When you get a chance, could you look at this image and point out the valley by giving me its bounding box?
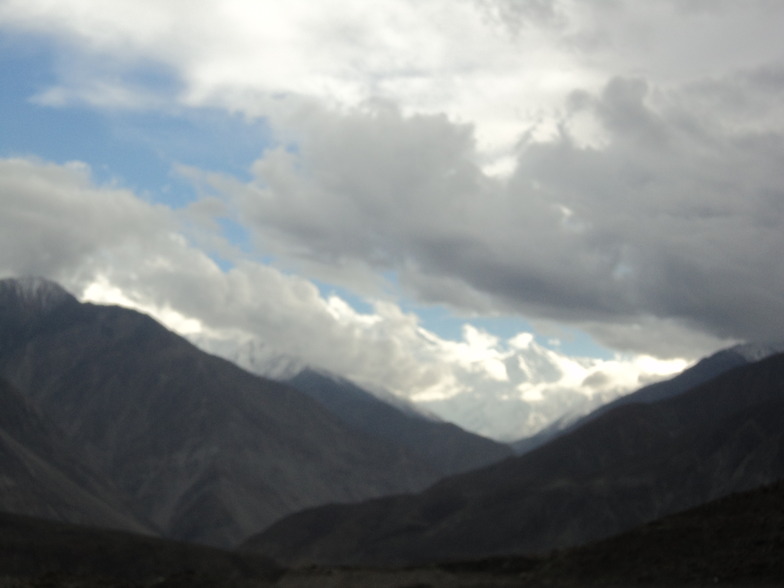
[0,277,782,585]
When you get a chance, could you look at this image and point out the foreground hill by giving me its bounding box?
[275,480,784,587]
[247,352,784,566]
[0,277,469,547]
[3,480,781,586]
[0,376,154,535]
[0,510,281,587]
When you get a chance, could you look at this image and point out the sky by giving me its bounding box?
[2,0,784,441]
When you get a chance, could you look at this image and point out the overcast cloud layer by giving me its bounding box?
[2,1,783,439]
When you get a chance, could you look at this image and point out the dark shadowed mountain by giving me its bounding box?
[286,369,512,477]
[3,481,783,587]
[512,340,784,454]
[276,480,784,587]
[0,376,154,535]
[2,478,782,587]
[0,277,463,548]
[245,351,784,566]
[0,510,282,587]
[509,479,784,586]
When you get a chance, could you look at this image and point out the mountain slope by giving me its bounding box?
[277,481,784,587]
[2,480,782,587]
[0,376,154,535]
[512,341,784,454]
[286,369,512,477]
[518,479,784,586]
[246,352,784,566]
[0,277,442,548]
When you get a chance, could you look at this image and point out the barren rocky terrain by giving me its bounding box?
[2,481,783,587]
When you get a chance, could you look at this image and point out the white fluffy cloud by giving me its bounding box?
[0,0,595,165]
[3,1,784,439]
[0,158,174,280]
[4,1,782,155]
[188,80,784,354]
[0,157,684,440]
[3,0,773,352]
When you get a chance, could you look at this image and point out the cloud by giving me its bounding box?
[410,328,686,440]
[186,74,784,354]
[0,158,174,280]
[0,0,595,162]
[0,156,687,440]
[6,0,784,180]
[3,2,784,438]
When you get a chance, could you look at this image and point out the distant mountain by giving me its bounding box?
[188,333,304,381]
[0,277,453,548]
[286,369,512,477]
[245,352,784,566]
[512,340,784,454]
[190,336,512,476]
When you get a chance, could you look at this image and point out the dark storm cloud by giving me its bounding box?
[5,0,748,439]
[214,73,784,353]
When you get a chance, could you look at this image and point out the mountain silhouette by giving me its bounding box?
[286,368,512,477]
[0,277,504,548]
[513,340,784,454]
[246,351,784,565]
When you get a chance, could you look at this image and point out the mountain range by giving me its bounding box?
[285,368,511,477]
[0,277,509,547]
[512,339,784,454]
[1,275,782,579]
[0,375,153,535]
[2,476,782,586]
[246,350,784,566]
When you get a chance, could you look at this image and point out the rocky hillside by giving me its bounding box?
[247,352,784,566]
[0,376,154,535]
[0,277,502,548]
[2,480,782,586]
[286,369,512,477]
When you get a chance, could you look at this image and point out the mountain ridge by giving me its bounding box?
[286,368,512,477]
[0,277,479,547]
[0,376,155,535]
[512,339,784,454]
[245,351,784,566]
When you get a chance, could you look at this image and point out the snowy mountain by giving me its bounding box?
[246,351,784,566]
[0,278,461,547]
[0,277,514,548]
[188,333,305,381]
[513,339,784,454]
[192,327,667,442]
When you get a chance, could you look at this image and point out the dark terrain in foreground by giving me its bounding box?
[0,510,282,587]
[2,480,783,587]
[246,352,784,566]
